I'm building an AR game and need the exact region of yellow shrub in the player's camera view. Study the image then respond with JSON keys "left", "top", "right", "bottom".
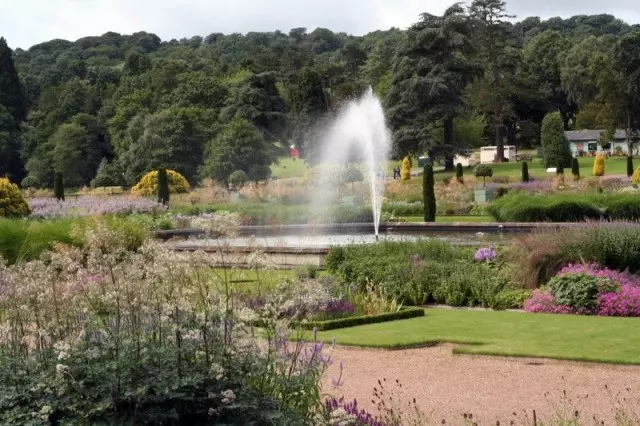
{"left": 0, "top": 178, "right": 30, "bottom": 217}
{"left": 131, "top": 170, "right": 190, "bottom": 196}
{"left": 592, "top": 153, "right": 605, "bottom": 177}
{"left": 401, "top": 156, "right": 411, "bottom": 181}
{"left": 632, "top": 167, "right": 640, "bottom": 185}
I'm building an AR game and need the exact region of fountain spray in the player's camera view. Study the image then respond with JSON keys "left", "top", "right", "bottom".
{"left": 309, "top": 87, "right": 392, "bottom": 238}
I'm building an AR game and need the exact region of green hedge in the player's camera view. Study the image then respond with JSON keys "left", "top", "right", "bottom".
{"left": 297, "top": 307, "right": 425, "bottom": 331}
{"left": 488, "top": 193, "right": 640, "bottom": 222}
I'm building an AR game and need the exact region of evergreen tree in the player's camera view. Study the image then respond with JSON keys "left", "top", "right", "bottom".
{"left": 53, "top": 172, "right": 65, "bottom": 201}
{"left": 423, "top": 164, "right": 436, "bottom": 222}
{"left": 456, "top": 163, "right": 464, "bottom": 183}
{"left": 541, "top": 112, "right": 572, "bottom": 168}
{"left": 387, "top": 4, "right": 479, "bottom": 167}
{"left": 572, "top": 157, "right": 580, "bottom": 180}
{"left": 0, "top": 38, "right": 26, "bottom": 183}
{"left": 521, "top": 162, "right": 530, "bottom": 183}
{"left": 157, "top": 168, "right": 170, "bottom": 205}
{"left": 627, "top": 156, "right": 634, "bottom": 177}
{"left": 290, "top": 67, "right": 328, "bottom": 163}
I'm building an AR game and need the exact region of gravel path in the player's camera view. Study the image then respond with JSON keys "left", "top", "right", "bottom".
{"left": 324, "top": 344, "right": 640, "bottom": 424}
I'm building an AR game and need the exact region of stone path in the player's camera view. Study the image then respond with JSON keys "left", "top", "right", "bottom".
{"left": 324, "top": 344, "right": 640, "bottom": 424}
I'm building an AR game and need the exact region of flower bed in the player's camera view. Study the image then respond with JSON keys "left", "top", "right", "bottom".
{"left": 28, "top": 196, "right": 166, "bottom": 218}
{"left": 523, "top": 263, "right": 640, "bottom": 317}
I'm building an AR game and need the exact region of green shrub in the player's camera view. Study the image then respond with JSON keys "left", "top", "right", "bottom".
{"left": 0, "top": 178, "right": 30, "bottom": 218}
{"left": 548, "top": 273, "right": 618, "bottom": 312}
{"left": 298, "top": 307, "right": 425, "bottom": 331}
{"left": 326, "top": 241, "right": 502, "bottom": 306}
{"left": 488, "top": 193, "right": 603, "bottom": 222}
{"left": 491, "top": 289, "right": 533, "bottom": 310}
{"left": 229, "top": 170, "right": 249, "bottom": 189}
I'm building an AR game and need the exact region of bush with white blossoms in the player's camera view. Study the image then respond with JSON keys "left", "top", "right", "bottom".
{"left": 0, "top": 219, "right": 332, "bottom": 425}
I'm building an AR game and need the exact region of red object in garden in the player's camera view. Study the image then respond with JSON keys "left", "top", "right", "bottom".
{"left": 290, "top": 146, "right": 299, "bottom": 159}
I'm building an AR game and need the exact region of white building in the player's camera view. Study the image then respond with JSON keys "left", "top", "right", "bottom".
{"left": 565, "top": 129, "right": 640, "bottom": 157}
{"left": 479, "top": 146, "right": 517, "bottom": 164}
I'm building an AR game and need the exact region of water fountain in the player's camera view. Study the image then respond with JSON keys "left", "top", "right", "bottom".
{"left": 309, "top": 87, "right": 391, "bottom": 238}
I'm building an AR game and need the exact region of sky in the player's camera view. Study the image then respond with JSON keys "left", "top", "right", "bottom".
{"left": 3, "top": 0, "right": 640, "bottom": 50}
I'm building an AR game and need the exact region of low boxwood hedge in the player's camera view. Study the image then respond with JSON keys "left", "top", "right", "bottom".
{"left": 296, "top": 307, "right": 425, "bottom": 331}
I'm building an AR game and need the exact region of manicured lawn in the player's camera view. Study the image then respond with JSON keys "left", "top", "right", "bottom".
{"left": 316, "top": 308, "right": 640, "bottom": 364}
{"left": 400, "top": 215, "right": 494, "bottom": 223}
{"left": 440, "top": 156, "right": 630, "bottom": 180}
{"left": 271, "top": 157, "right": 309, "bottom": 179}
{"left": 271, "top": 157, "right": 422, "bottom": 180}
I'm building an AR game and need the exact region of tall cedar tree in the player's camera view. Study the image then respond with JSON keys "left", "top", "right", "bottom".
{"left": 469, "top": 0, "right": 514, "bottom": 163}
{"left": 0, "top": 37, "right": 27, "bottom": 183}
{"left": 157, "top": 168, "right": 170, "bottom": 205}
{"left": 387, "top": 4, "right": 479, "bottom": 167}
{"left": 423, "top": 164, "right": 436, "bottom": 222}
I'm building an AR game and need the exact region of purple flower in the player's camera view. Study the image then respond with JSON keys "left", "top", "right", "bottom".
{"left": 474, "top": 245, "right": 497, "bottom": 262}
{"left": 325, "top": 397, "right": 382, "bottom": 426}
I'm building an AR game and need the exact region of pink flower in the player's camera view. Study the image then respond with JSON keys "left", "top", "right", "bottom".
{"left": 523, "top": 290, "right": 573, "bottom": 314}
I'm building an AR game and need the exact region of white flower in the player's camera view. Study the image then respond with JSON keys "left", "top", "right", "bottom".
{"left": 57, "top": 351, "right": 69, "bottom": 361}
{"left": 56, "top": 363, "right": 70, "bottom": 376}
{"left": 221, "top": 389, "right": 236, "bottom": 404}
{"left": 210, "top": 362, "right": 225, "bottom": 380}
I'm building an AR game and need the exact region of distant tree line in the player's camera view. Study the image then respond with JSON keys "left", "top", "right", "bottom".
{"left": 1, "top": 4, "right": 640, "bottom": 186}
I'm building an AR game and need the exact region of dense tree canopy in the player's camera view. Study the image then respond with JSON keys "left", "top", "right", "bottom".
{"left": 3, "top": 5, "right": 640, "bottom": 189}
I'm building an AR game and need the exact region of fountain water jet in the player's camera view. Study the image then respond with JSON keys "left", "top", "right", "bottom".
{"left": 309, "top": 88, "right": 392, "bottom": 237}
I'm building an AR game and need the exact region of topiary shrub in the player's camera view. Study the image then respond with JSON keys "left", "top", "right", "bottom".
{"left": 423, "top": 165, "right": 435, "bottom": 222}
{"left": 541, "top": 112, "right": 572, "bottom": 168}
{"left": 593, "top": 153, "right": 605, "bottom": 177}
{"left": 474, "top": 165, "right": 493, "bottom": 188}
{"left": 632, "top": 166, "right": 640, "bottom": 187}
{"left": 455, "top": 163, "right": 464, "bottom": 183}
{"left": 0, "top": 178, "right": 31, "bottom": 218}
{"left": 571, "top": 157, "right": 580, "bottom": 181}
{"left": 131, "top": 170, "right": 190, "bottom": 196}
{"left": 53, "top": 172, "right": 65, "bottom": 201}
{"left": 20, "top": 175, "right": 38, "bottom": 189}
{"left": 521, "top": 162, "right": 529, "bottom": 183}
{"left": 157, "top": 168, "right": 170, "bottom": 205}
{"left": 228, "top": 170, "right": 249, "bottom": 190}
{"left": 401, "top": 156, "right": 411, "bottom": 181}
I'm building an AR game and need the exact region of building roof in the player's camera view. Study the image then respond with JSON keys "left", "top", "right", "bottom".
{"left": 564, "top": 129, "right": 626, "bottom": 142}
